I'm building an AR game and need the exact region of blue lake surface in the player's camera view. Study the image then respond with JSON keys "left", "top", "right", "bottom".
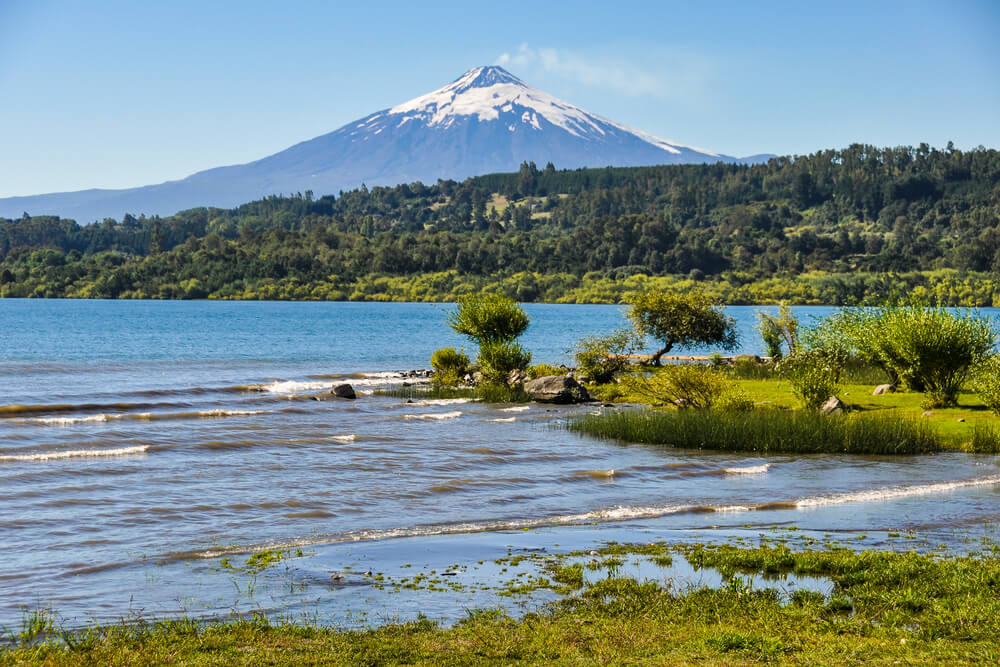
{"left": 1, "top": 299, "right": 998, "bottom": 629}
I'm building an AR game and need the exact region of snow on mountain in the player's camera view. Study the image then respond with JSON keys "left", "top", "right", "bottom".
{"left": 0, "top": 66, "right": 769, "bottom": 223}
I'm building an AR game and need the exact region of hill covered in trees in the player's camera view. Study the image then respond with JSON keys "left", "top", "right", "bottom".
{"left": 2, "top": 143, "right": 999, "bottom": 305}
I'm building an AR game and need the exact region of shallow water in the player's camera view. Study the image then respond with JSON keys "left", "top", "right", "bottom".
{"left": 1, "top": 300, "right": 999, "bottom": 629}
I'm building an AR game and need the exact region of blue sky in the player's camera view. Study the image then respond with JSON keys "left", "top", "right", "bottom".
{"left": 1, "top": 0, "right": 997, "bottom": 197}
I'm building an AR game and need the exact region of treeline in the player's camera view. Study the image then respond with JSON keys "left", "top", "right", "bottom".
{"left": 1, "top": 143, "right": 999, "bottom": 304}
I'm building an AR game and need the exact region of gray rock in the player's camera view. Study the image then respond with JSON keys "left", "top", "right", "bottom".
{"left": 733, "top": 354, "right": 761, "bottom": 364}
{"left": 331, "top": 383, "right": 357, "bottom": 399}
{"left": 872, "top": 384, "right": 895, "bottom": 395}
{"left": 820, "top": 396, "right": 844, "bottom": 415}
{"left": 524, "top": 375, "right": 591, "bottom": 404}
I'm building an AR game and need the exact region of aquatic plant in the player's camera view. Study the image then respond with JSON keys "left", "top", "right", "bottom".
{"left": 566, "top": 408, "right": 940, "bottom": 455}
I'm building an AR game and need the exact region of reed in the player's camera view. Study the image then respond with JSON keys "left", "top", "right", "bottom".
{"left": 566, "top": 408, "right": 940, "bottom": 455}
{"left": 372, "top": 386, "right": 477, "bottom": 400}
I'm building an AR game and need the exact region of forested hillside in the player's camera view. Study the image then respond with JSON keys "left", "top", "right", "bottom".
{"left": 2, "top": 143, "right": 999, "bottom": 305}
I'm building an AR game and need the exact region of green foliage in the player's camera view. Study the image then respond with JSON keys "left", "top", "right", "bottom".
{"left": 715, "top": 387, "right": 755, "bottom": 412}
{"left": 624, "top": 364, "right": 728, "bottom": 409}
{"left": 572, "top": 328, "right": 641, "bottom": 384}
{"left": 527, "top": 363, "right": 563, "bottom": 379}
{"left": 756, "top": 303, "right": 798, "bottom": 359}
{"left": 831, "top": 304, "right": 996, "bottom": 407}
{"left": 446, "top": 293, "right": 530, "bottom": 346}
{"left": 971, "top": 355, "right": 1000, "bottom": 416}
{"left": 430, "top": 347, "right": 470, "bottom": 386}
{"left": 778, "top": 350, "right": 841, "bottom": 410}
{"left": 477, "top": 341, "right": 531, "bottom": 386}
{"left": 567, "top": 408, "right": 940, "bottom": 455}
{"left": 628, "top": 290, "right": 737, "bottom": 365}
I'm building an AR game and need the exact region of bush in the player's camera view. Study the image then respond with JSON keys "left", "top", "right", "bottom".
{"left": 825, "top": 304, "right": 996, "bottom": 407}
{"left": 778, "top": 350, "right": 840, "bottom": 410}
{"left": 430, "top": 347, "right": 470, "bottom": 386}
{"left": 527, "top": 363, "right": 564, "bottom": 379}
{"left": 572, "top": 328, "right": 641, "bottom": 384}
{"left": 624, "top": 364, "right": 727, "bottom": 409}
{"left": 715, "top": 387, "right": 755, "bottom": 412}
{"left": 446, "top": 293, "right": 530, "bottom": 345}
{"left": 972, "top": 355, "right": 1000, "bottom": 416}
{"left": 478, "top": 341, "right": 532, "bottom": 386}
{"left": 756, "top": 303, "right": 798, "bottom": 360}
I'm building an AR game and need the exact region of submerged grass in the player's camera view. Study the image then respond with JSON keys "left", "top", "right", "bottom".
{"left": 7, "top": 545, "right": 1000, "bottom": 665}
{"left": 567, "top": 408, "right": 941, "bottom": 455}
{"left": 373, "top": 384, "right": 530, "bottom": 403}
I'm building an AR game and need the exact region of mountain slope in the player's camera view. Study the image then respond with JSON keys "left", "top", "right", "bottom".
{"left": 1, "top": 66, "right": 769, "bottom": 222}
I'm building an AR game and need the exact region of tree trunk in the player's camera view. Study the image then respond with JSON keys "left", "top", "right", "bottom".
{"left": 649, "top": 343, "right": 674, "bottom": 366}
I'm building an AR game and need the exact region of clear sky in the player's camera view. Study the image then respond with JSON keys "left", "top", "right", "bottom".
{"left": 1, "top": 0, "right": 997, "bottom": 197}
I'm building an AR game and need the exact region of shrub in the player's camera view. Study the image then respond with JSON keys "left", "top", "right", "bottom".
{"left": 756, "top": 303, "right": 798, "bottom": 360}
{"left": 527, "top": 363, "right": 564, "bottom": 379}
{"left": 478, "top": 341, "right": 532, "bottom": 386}
{"left": 972, "top": 355, "right": 1000, "bottom": 416}
{"left": 624, "top": 364, "right": 727, "bottom": 409}
{"left": 446, "top": 293, "right": 530, "bottom": 346}
{"left": 824, "top": 304, "right": 996, "bottom": 407}
{"left": 572, "top": 328, "right": 641, "bottom": 384}
{"left": 715, "top": 387, "right": 755, "bottom": 412}
{"left": 430, "top": 347, "right": 470, "bottom": 386}
{"left": 778, "top": 350, "right": 840, "bottom": 410}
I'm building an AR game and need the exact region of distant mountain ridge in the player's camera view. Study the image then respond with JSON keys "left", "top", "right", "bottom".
{"left": 0, "top": 66, "right": 772, "bottom": 223}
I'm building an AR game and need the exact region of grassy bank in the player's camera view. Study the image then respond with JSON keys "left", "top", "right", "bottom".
{"left": 568, "top": 408, "right": 945, "bottom": 455}
{"left": 6, "top": 544, "right": 999, "bottom": 665}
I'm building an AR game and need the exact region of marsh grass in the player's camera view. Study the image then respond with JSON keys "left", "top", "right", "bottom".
{"left": 373, "top": 386, "right": 477, "bottom": 400}
{"left": 10, "top": 545, "right": 1000, "bottom": 665}
{"left": 566, "top": 408, "right": 941, "bottom": 455}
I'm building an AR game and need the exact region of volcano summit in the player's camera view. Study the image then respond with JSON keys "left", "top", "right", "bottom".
{"left": 1, "top": 66, "right": 769, "bottom": 222}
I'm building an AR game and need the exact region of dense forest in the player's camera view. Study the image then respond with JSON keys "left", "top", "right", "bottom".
{"left": 2, "top": 143, "right": 999, "bottom": 304}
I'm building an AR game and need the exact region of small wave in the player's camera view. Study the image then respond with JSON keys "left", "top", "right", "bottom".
{"left": 486, "top": 417, "right": 517, "bottom": 423}
{"left": 0, "top": 445, "right": 150, "bottom": 463}
{"left": 501, "top": 406, "right": 530, "bottom": 413}
{"left": 724, "top": 464, "right": 771, "bottom": 475}
{"left": 259, "top": 380, "right": 331, "bottom": 394}
{"left": 410, "top": 398, "right": 472, "bottom": 406}
{"left": 403, "top": 411, "right": 462, "bottom": 421}
{"left": 331, "top": 434, "right": 357, "bottom": 443}
{"left": 576, "top": 469, "right": 616, "bottom": 479}
{"left": 796, "top": 475, "right": 1000, "bottom": 508}
{"left": 19, "top": 409, "right": 268, "bottom": 425}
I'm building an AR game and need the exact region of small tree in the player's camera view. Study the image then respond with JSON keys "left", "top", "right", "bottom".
{"left": 628, "top": 291, "right": 738, "bottom": 365}
{"left": 757, "top": 303, "right": 798, "bottom": 360}
{"left": 447, "top": 293, "right": 530, "bottom": 346}
{"left": 445, "top": 293, "right": 531, "bottom": 386}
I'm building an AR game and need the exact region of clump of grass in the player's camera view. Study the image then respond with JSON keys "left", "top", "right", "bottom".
{"left": 566, "top": 408, "right": 940, "bottom": 455}
{"left": 474, "top": 384, "right": 530, "bottom": 404}
{"left": 373, "top": 386, "right": 477, "bottom": 400}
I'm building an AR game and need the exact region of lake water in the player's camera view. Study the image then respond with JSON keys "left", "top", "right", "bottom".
{"left": 2, "top": 300, "right": 999, "bottom": 629}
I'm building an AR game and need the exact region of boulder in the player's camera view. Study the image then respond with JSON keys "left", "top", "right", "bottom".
{"left": 733, "top": 354, "right": 761, "bottom": 364}
{"left": 331, "top": 383, "right": 357, "bottom": 399}
{"left": 820, "top": 396, "right": 844, "bottom": 415}
{"left": 524, "top": 375, "right": 591, "bottom": 404}
{"left": 872, "top": 384, "right": 895, "bottom": 396}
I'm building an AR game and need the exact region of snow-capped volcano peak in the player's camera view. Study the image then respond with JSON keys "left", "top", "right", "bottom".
{"left": 386, "top": 66, "right": 716, "bottom": 156}
{"left": 0, "top": 65, "right": 767, "bottom": 222}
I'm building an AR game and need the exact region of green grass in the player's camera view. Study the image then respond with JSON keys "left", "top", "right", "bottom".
{"left": 567, "top": 408, "right": 943, "bottom": 455}
{"left": 7, "top": 545, "right": 1000, "bottom": 665}
{"left": 372, "top": 386, "right": 477, "bottom": 400}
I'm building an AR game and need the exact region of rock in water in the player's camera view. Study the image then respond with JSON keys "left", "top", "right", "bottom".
{"left": 820, "top": 396, "right": 844, "bottom": 415}
{"left": 524, "top": 375, "right": 591, "bottom": 404}
{"left": 331, "top": 383, "right": 357, "bottom": 399}
{"left": 872, "top": 384, "right": 895, "bottom": 395}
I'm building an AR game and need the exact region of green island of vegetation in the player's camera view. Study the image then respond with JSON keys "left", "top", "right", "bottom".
{"left": 2, "top": 144, "right": 1000, "bottom": 305}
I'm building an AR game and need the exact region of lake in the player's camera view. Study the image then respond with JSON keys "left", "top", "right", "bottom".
{"left": 2, "top": 300, "right": 999, "bottom": 629}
